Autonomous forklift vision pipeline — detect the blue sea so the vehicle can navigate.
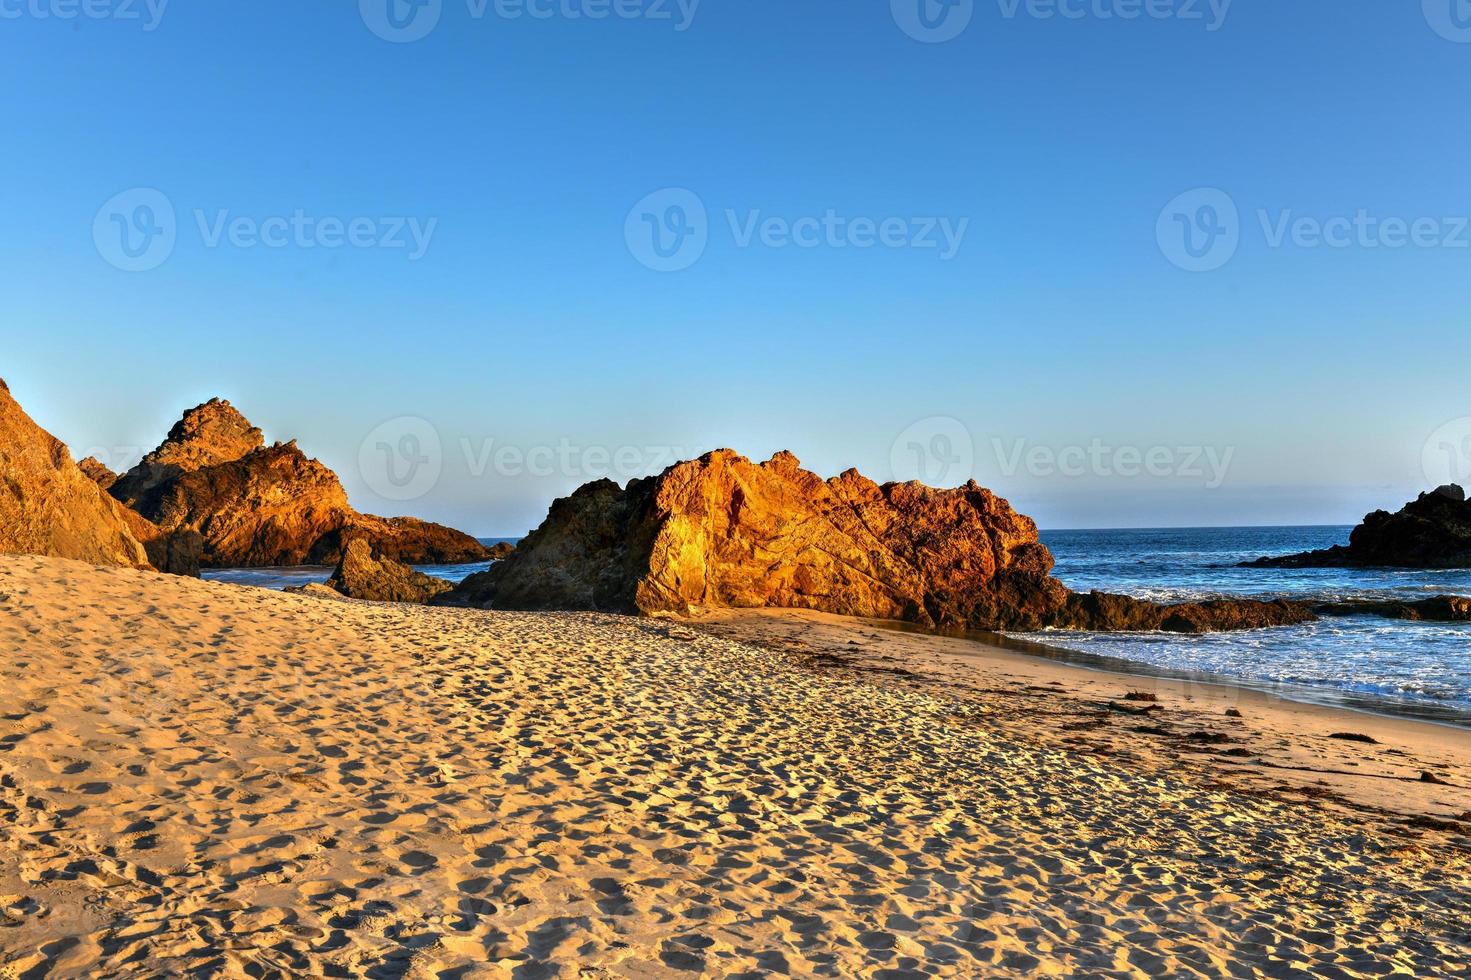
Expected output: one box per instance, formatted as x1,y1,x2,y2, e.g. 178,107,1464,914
1037,527,1471,721
205,528,1471,722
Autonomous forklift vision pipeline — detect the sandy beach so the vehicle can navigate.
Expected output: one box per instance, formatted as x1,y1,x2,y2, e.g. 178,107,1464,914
1,555,1468,977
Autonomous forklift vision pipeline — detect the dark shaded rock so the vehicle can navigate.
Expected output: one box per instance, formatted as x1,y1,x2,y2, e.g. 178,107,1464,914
1243,486,1471,569
116,507,203,577
0,378,152,570
437,449,1313,635
111,402,488,568
324,538,452,604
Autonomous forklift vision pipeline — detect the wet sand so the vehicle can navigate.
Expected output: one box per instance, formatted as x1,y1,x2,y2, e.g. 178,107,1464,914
1,555,1468,977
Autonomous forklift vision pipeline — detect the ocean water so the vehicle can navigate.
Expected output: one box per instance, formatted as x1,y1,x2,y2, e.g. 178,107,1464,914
1035,527,1471,719
201,538,518,591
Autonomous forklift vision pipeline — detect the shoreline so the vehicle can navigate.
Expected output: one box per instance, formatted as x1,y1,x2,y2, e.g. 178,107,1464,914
878,619,1471,729
690,606,1471,827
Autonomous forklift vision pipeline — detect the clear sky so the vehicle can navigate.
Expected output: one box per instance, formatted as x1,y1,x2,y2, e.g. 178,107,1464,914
5,1,1470,535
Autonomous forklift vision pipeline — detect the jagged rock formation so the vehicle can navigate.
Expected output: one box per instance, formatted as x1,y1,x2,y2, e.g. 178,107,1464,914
1244,486,1471,569
324,538,453,604
110,399,264,516
110,400,489,568
78,456,118,491
438,450,1311,634
0,379,152,570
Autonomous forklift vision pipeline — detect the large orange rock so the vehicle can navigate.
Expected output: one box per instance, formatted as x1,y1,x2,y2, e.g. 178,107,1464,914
111,400,488,568
439,450,1314,634
0,379,151,570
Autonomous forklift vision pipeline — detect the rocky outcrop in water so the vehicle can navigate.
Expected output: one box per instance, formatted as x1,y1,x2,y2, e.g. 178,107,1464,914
324,538,453,604
1052,592,1315,634
110,400,489,568
438,450,1311,634
1313,595,1471,622
0,379,152,570
1244,486,1471,569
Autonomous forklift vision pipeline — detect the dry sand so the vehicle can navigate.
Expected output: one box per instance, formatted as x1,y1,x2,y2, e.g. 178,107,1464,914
0,555,1468,978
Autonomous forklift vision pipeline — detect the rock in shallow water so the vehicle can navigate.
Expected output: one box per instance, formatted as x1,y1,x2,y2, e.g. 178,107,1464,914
1243,485,1471,569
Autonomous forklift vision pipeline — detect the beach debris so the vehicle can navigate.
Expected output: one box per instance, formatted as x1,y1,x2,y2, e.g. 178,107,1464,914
1328,732,1380,744
1402,815,1465,833
1183,731,1237,745
1420,771,1451,785
1105,701,1162,717
1122,691,1159,702
1225,708,1243,718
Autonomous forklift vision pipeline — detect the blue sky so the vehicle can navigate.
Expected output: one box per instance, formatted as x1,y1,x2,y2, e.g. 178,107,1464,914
5,1,1470,534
